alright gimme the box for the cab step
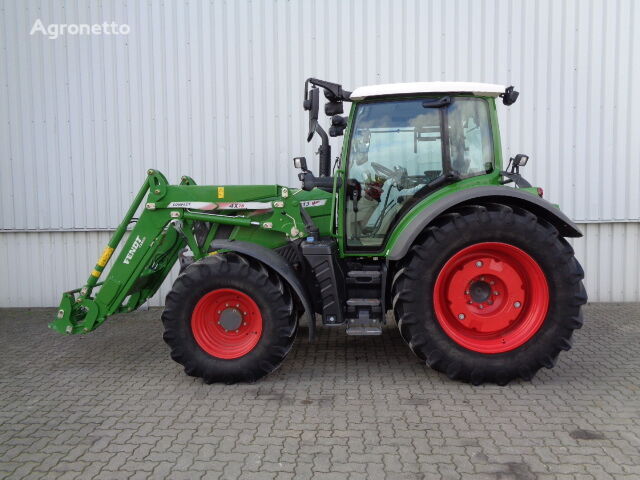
[347,270,381,285]
[346,298,381,307]
[346,326,382,336]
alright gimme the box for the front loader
[52,78,587,385]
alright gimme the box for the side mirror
[304,87,320,142]
[513,153,529,167]
[293,156,308,171]
[500,86,519,106]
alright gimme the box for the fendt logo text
[123,236,146,265]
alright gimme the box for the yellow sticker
[217,187,224,198]
[91,269,101,278]
[97,246,115,267]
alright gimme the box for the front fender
[210,240,317,341]
[386,186,582,261]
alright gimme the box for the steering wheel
[370,162,423,190]
[371,162,397,179]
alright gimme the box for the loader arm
[50,170,309,335]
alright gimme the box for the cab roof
[349,81,506,100]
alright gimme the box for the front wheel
[162,253,297,383]
[392,204,587,385]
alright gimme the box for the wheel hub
[469,280,491,303]
[219,308,243,331]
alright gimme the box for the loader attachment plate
[50,293,101,334]
[50,224,185,334]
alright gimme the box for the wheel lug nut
[493,291,499,296]
[458,313,465,320]
[480,276,485,281]
[479,305,484,309]
[514,301,521,308]
[465,290,470,295]
[468,301,473,304]
[489,281,495,285]
[475,261,483,268]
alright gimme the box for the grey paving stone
[0,304,638,479]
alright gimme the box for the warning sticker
[167,202,217,210]
[167,201,273,210]
[217,202,273,210]
[217,187,224,198]
[300,199,327,208]
[97,246,115,267]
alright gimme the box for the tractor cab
[296,79,520,251]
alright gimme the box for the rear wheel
[392,204,587,385]
[433,242,549,354]
[162,253,297,383]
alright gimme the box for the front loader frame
[50,170,309,335]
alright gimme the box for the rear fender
[387,186,582,261]
[209,240,317,341]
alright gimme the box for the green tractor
[51,78,587,385]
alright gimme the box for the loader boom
[50,170,309,334]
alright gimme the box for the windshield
[346,97,494,248]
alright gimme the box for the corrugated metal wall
[1,223,637,307]
[1,0,638,305]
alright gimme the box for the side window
[345,100,445,248]
[344,97,494,250]
[448,99,494,178]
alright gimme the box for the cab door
[342,96,494,252]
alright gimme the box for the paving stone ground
[0,303,639,479]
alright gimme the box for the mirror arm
[299,171,340,192]
[307,78,352,101]
[500,171,532,188]
[316,123,332,177]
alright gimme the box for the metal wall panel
[568,223,640,302]
[0,223,637,307]
[0,0,638,305]
[0,231,179,307]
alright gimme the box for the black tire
[392,203,587,385]
[162,253,297,383]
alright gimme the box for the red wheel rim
[191,288,263,359]
[433,242,549,354]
